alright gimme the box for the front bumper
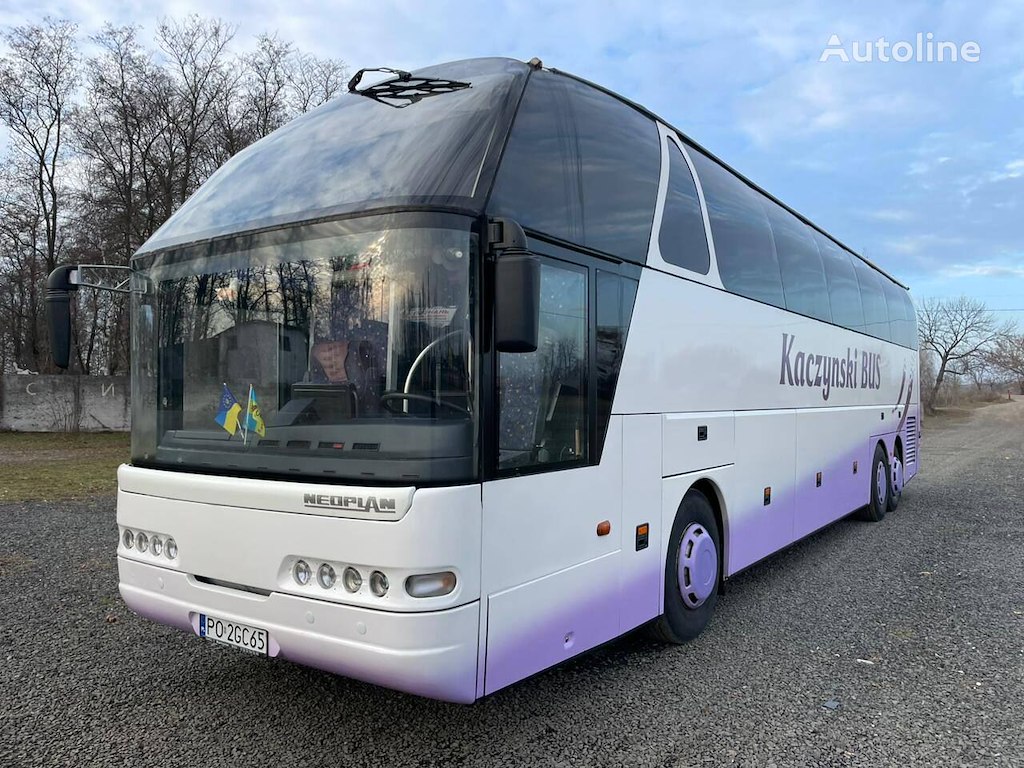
[118,556,480,703]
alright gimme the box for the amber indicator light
[635,523,650,551]
[597,520,612,537]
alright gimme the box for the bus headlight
[317,563,336,589]
[165,538,178,559]
[136,532,149,553]
[369,571,389,597]
[150,536,163,557]
[122,529,134,550]
[293,559,312,586]
[405,571,457,598]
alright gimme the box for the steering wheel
[379,391,472,417]
[403,329,468,395]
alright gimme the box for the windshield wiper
[347,67,471,109]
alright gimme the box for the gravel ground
[2,401,1023,767]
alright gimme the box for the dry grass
[0,432,129,502]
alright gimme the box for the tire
[860,443,889,523]
[887,447,903,513]
[649,489,721,644]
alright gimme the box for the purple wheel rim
[678,523,718,608]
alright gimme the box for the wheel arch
[687,477,727,585]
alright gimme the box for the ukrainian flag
[245,384,266,437]
[214,384,242,435]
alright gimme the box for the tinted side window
[489,73,583,246]
[490,72,660,263]
[853,258,891,341]
[815,233,864,332]
[689,149,785,308]
[902,291,920,350]
[762,201,832,322]
[498,261,588,471]
[659,142,710,274]
[595,271,638,459]
[570,78,661,262]
[881,279,910,347]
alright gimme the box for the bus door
[481,256,624,694]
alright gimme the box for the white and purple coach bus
[47,58,920,702]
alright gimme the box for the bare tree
[917,296,1016,412]
[154,15,236,212]
[988,334,1024,395]
[0,18,78,371]
[0,15,348,375]
[289,50,347,113]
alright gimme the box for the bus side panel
[619,413,664,634]
[662,412,735,476]
[484,552,618,694]
[724,411,797,575]
[480,419,624,694]
[793,407,871,540]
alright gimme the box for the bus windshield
[130,215,477,484]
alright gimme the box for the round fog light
[122,530,134,550]
[405,571,457,598]
[317,563,336,589]
[165,538,178,559]
[342,567,362,593]
[136,532,149,552]
[150,536,163,557]
[293,559,311,586]
[369,570,389,597]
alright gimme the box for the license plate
[199,614,268,655]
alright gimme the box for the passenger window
[595,271,638,459]
[763,202,832,322]
[488,73,583,246]
[489,71,660,263]
[688,149,785,308]
[498,261,588,471]
[901,291,920,350]
[815,233,865,332]
[882,279,910,347]
[659,141,710,274]
[853,258,891,341]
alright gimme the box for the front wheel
[649,489,721,644]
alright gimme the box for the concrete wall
[0,375,130,432]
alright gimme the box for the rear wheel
[887,445,903,512]
[649,489,721,644]
[860,443,889,522]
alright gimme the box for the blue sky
[2,0,1023,321]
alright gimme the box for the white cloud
[1013,70,1024,97]
[990,158,1024,181]
[942,263,1024,278]
[886,234,965,255]
[866,208,913,222]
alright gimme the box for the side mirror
[46,265,78,369]
[490,219,540,353]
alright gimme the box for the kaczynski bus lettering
[779,333,883,400]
